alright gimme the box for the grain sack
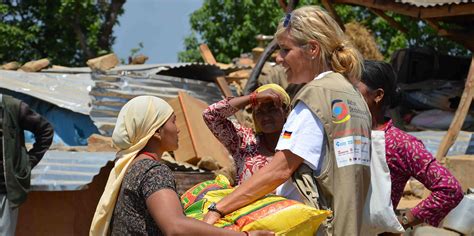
[182,175,331,236]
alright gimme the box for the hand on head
[253,83,290,109]
[256,89,283,108]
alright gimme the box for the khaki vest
[291,72,371,236]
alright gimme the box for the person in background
[203,6,371,236]
[89,96,273,236]
[203,84,290,185]
[0,94,54,236]
[357,60,463,230]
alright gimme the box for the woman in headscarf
[203,84,290,185]
[356,60,463,230]
[203,6,371,236]
[90,96,273,236]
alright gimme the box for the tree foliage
[179,0,313,63]
[0,0,125,66]
[334,5,469,58]
[180,0,470,63]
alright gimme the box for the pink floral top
[203,98,272,185]
[383,120,463,226]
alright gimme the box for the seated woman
[203,84,290,185]
[90,96,273,236]
[356,60,464,229]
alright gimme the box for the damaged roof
[0,70,93,115]
[30,151,205,191]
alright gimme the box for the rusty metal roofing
[395,0,471,7]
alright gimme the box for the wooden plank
[198,43,245,124]
[418,3,474,19]
[436,56,474,162]
[332,0,474,19]
[199,44,217,65]
[198,44,233,97]
[332,0,420,17]
[369,8,408,34]
[424,19,474,52]
[169,96,198,164]
[321,0,346,31]
[170,92,233,169]
[215,76,234,98]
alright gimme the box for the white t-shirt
[275,71,332,201]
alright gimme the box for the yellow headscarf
[90,96,173,236]
[253,83,291,133]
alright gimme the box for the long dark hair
[361,60,401,109]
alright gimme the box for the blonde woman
[90,96,273,236]
[203,6,371,236]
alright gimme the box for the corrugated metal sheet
[43,63,249,80]
[2,63,238,136]
[30,151,115,191]
[30,151,205,191]
[89,69,226,136]
[0,70,93,115]
[395,0,470,7]
[409,130,473,156]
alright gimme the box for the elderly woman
[356,60,463,230]
[203,84,290,185]
[203,6,371,236]
[89,96,273,236]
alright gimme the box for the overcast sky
[112,0,203,64]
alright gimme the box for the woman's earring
[154,133,161,140]
[311,56,315,60]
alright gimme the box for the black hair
[361,60,401,109]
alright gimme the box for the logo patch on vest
[282,131,292,139]
[331,99,351,124]
[334,135,370,167]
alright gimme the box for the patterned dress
[383,120,463,226]
[110,159,178,236]
[203,98,272,185]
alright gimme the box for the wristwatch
[207,202,224,217]
[400,213,409,226]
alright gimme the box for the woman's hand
[248,230,275,236]
[203,210,222,225]
[255,89,283,107]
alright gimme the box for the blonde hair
[275,6,363,83]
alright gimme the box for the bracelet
[243,231,249,236]
[249,92,258,107]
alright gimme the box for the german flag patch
[282,131,292,139]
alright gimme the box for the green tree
[0,0,126,66]
[334,5,469,58]
[179,0,313,63]
[180,1,469,63]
